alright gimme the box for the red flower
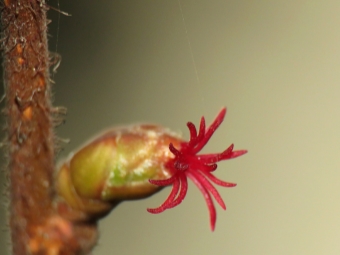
[147,108,247,231]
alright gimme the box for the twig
[1,1,97,254]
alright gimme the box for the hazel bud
[56,125,182,220]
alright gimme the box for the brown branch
[2,0,55,254]
[1,1,97,254]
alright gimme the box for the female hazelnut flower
[147,108,247,231]
[56,107,246,230]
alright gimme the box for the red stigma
[147,108,247,231]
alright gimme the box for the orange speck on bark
[16,43,23,54]
[4,0,10,7]
[37,75,45,88]
[28,239,39,253]
[23,106,32,120]
[18,57,25,65]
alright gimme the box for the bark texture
[1,1,97,254]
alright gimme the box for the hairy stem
[2,0,55,254]
[1,1,98,255]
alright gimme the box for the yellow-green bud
[56,125,182,220]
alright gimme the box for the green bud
[56,125,182,219]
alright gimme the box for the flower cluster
[147,108,247,231]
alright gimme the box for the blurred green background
[1,1,340,254]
